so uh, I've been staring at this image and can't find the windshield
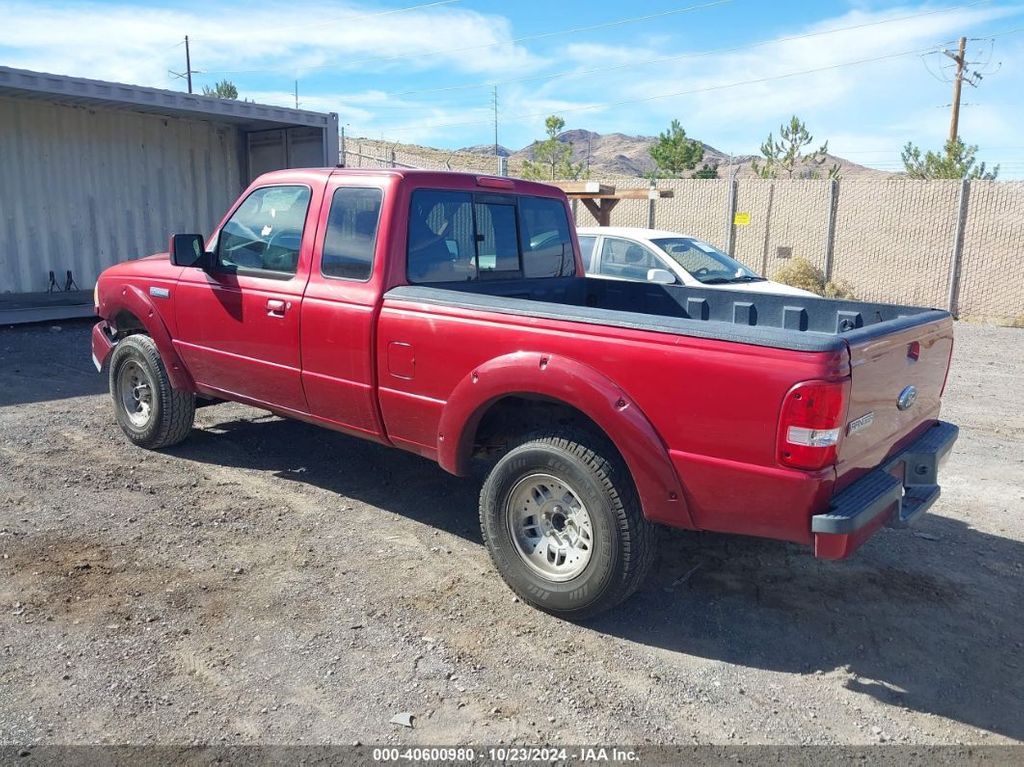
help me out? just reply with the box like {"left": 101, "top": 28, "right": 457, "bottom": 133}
{"left": 651, "top": 237, "right": 765, "bottom": 285}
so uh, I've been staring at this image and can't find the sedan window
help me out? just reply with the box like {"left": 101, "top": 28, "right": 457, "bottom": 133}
{"left": 577, "top": 236, "right": 598, "bottom": 269}
{"left": 652, "top": 238, "right": 765, "bottom": 285}
{"left": 597, "top": 237, "right": 662, "bottom": 281}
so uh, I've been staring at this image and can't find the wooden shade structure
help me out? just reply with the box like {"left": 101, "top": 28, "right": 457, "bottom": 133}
{"left": 551, "top": 181, "right": 674, "bottom": 226}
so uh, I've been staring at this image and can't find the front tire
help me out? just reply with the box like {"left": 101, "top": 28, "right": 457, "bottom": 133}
{"left": 479, "top": 430, "right": 656, "bottom": 620}
{"left": 109, "top": 334, "right": 195, "bottom": 449}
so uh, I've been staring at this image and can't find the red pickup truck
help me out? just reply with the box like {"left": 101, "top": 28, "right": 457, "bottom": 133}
{"left": 92, "top": 168, "right": 958, "bottom": 618}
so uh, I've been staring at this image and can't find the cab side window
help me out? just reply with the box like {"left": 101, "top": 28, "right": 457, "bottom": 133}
{"left": 321, "top": 187, "right": 384, "bottom": 281}
{"left": 518, "top": 196, "right": 574, "bottom": 278}
{"left": 217, "top": 185, "right": 311, "bottom": 276}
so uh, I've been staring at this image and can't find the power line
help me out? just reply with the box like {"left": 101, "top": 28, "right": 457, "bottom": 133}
{"left": 378, "top": 46, "right": 947, "bottom": 133}
{"left": 373, "top": 24, "right": 1024, "bottom": 134}
{"left": 382, "top": 0, "right": 998, "bottom": 98}
{"left": 170, "top": 0, "right": 462, "bottom": 74}
{"left": 202, "top": 0, "right": 732, "bottom": 75}
{"left": 183, "top": 0, "right": 461, "bottom": 43}
{"left": 921, "top": 50, "right": 956, "bottom": 84}
{"left": 272, "top": 0, "right": 461, "bottom": 33}
{"left": 327, "top": 0, "right": 1006, "bottom": 113}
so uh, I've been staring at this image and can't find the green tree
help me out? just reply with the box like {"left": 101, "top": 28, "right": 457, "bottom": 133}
{"left": 202, "top": 79, "right": 239, "bottom": 99}
{"left": 752, "top": 115, "right": 839, "bottom": 179}
{"left": 520, "top": 115, "right": 586, "bottom": 180}
{"left": 648, "top": 119, "right": 704, "bottom": 178}
{"left": 901, "top": 137, "right": 998, "bottom": 180}
{"left": 693, "top": 162, "right": 720, "bottom": 179}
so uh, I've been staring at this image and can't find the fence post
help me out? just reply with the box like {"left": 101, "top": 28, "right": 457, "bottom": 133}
{"left": 647, "top": 178, "right": 657, "bottom": 229}
{"left": 947, "top": 179, "right": 971, "bottom": 316}
{"left": 725, "top": 176, "right": 738, "bottom": 255}
{"left": 823, "top": 178, "right": 840, "bottom": 281}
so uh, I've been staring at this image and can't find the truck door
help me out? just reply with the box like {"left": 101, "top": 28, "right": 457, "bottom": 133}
{"left": 299, "top": 180, "right": 388, "bottom": 440}
{"left": 173, "top": 183, "right": 317, "bottom": 413}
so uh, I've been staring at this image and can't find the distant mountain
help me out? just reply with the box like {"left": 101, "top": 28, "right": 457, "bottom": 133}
{"left": 458, "top": 143, "right": 512, "bottom": 157}
{"left": 512, "top": 129, "right": 654, "bottom": 176}
{"left": 508, "top": 128, "right": 888, "bottom": 179}
{"left": 353, "top": 130, "right": 892, "bottom": 179}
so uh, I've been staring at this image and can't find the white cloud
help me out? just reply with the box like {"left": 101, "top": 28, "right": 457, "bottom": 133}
{"left": 562, "top": 42, "right": 645, "bottom": 68}
{"left": 0, "top": 0, "right": 544, "bottom": 88}
{"left": 2, "top": 0, "right": 1022, "bottom": 175}
{"left": 496, "top": 2, "right": 1024, "bottom": 172}
{"left": 566, "top": 3, "right": 1019, "bottom": 117}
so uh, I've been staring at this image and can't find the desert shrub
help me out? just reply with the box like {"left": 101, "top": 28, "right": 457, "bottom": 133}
{"left": 823, "top": 279, "right": 856, "bottom": 299}
{"left": 772, "top": 257, "right": 825, "bottom": 295}
{"left": 772, "top": 257, "right": 857, "bottom": 299}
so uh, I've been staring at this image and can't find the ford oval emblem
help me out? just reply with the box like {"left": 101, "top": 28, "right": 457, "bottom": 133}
{"left": 897, "top": 385, "right": 918, "bottom": 411}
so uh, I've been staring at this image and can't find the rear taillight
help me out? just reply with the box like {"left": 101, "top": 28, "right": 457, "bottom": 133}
{"left": 777, "top": 379, "right": 851, "bottom": 470}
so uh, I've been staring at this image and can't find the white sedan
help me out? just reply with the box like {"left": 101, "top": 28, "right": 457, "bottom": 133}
{"left": 577, "top": 227, "right": 816, "bottom": 297}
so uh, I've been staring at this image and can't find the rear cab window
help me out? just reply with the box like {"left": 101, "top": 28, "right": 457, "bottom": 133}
{"left": 407, "top": 189, "right": 574, "bottom": 283}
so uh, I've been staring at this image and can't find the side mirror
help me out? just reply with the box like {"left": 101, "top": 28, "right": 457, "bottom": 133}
{"left": 647, "top": 268, "right": 676, "bottom": 285}
{"left": 170, "top": 233, "right": 208, "bottom": 268}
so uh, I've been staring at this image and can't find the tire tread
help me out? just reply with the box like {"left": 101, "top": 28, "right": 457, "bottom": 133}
{"left": 109, "top": 334, "right": 195, "bottom": 449}
{"left": 480, "top": 428, "right": 656, "bottom": 619}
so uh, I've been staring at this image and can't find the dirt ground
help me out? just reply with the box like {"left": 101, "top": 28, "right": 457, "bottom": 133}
{"left": 0, "top": 319, "right": 1021, "bottom": 747}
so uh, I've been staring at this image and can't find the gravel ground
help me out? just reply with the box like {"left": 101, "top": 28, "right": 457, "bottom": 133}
{"left": 0, "top": 319, "right": 1021, "bottom": 747}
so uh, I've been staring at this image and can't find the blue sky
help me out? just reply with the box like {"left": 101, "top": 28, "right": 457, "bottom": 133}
{"left": 3, "top": 0, "right": 1024, "bottom": 176}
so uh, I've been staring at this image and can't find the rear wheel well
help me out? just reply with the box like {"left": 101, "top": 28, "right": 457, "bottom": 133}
{"left": 470, "top": 395, "right": 618, "bottom": 467}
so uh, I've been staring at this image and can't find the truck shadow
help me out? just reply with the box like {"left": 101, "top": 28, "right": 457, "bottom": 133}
{"left": 594, "top": 519, "right": 1024, "bottom": 741}
{"left": 167, "top": 410, "right": 484, "bottom": 544}
{"left": 171, "top": 410, "right": 1022, "bottom": 742}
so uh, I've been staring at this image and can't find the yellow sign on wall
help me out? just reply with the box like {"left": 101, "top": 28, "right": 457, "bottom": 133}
{"left": 733, "top": 212, "right": 751, "bottom": 226}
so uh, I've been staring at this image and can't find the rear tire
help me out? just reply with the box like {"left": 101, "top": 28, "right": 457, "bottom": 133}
{"left": 479, "top": 430, "right": 656, "bottom": 620}
{"left": 109, "top": 334, "right": 195, "bottom": 449}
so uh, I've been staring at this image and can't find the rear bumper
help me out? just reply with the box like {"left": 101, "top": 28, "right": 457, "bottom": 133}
{"left": 812, "top": 420, "right": 959, "bottom": 559}
{"left": 91, "top": 321, "right": 116, "bottom": 372}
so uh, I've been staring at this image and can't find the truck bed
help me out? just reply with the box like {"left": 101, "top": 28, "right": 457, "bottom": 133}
{"left": 386, "top": 277, "right": 950, "bottom": 353}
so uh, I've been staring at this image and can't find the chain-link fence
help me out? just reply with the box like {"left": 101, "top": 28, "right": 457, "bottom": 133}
{"left": 343, "top": 139, "right": 504, "bottom": 175}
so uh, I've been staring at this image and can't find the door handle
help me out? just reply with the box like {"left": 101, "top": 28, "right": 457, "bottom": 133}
{"left": 266, "top": 298, "right": 288, "bottom": 317}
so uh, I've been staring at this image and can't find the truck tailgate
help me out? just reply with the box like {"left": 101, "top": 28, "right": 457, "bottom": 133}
{"left": 835, "top": 315, "right": 954, "bottom": 491}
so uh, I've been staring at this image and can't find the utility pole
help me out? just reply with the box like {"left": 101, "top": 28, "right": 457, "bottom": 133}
{"left": 184, "top": 35, "right": 193, "bottom": 94}
{"left": 294, "top": 80, "right": 299, "bottom": 109}
{"left": 492, "top": 85, "right": 499, "bottom": 157}
{"left": 944, "top": 36, "right": 967, "bottom": 143}
{"left": 169, "top": 35, "right": 198, "bottom": 94}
